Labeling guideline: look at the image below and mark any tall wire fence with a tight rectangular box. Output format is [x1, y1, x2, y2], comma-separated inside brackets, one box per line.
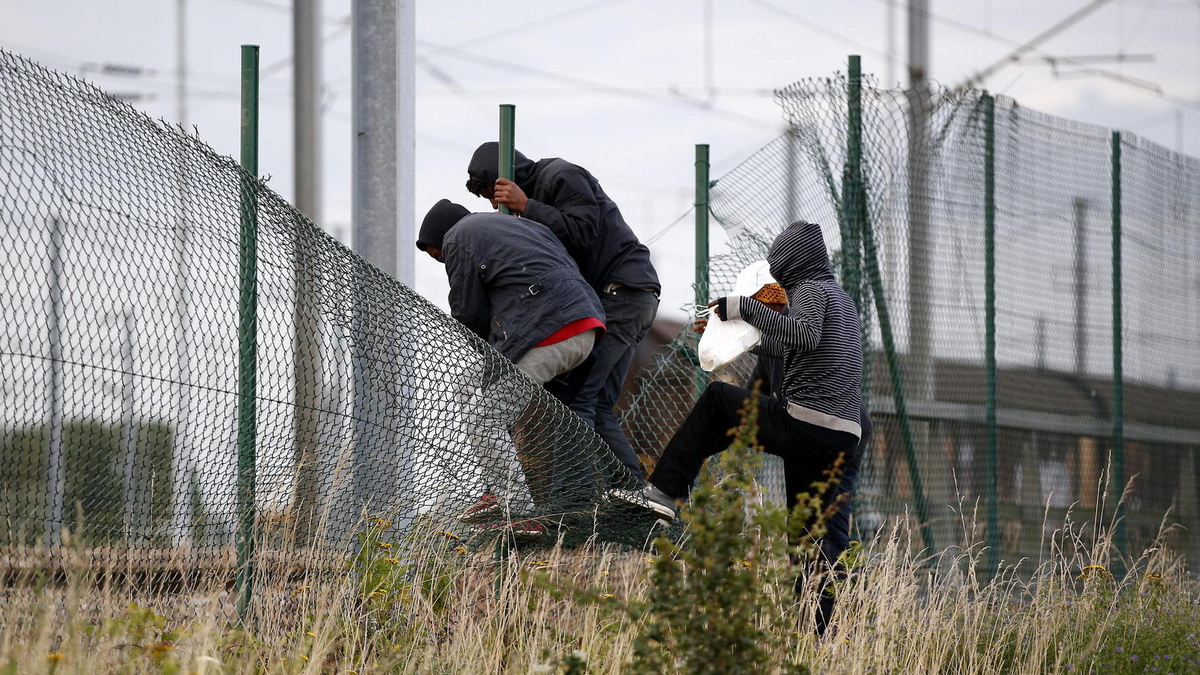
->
[3, 49, 1199, 626]
[623, 66, 1200, 570]
[0, 50, 653, 627]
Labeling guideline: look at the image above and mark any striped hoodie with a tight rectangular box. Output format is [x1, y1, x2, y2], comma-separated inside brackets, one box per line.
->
[724, 221, 864, 438]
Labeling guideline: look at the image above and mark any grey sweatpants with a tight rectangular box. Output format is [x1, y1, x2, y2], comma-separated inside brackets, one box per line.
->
[468, 330, 597, 503]
[514, 330, 596, 384]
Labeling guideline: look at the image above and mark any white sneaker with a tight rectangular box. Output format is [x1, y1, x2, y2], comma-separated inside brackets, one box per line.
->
[607, 485, 677, 523]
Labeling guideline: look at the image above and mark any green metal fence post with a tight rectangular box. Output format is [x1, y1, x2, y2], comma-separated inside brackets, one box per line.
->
[859, 185, 935, 555]
[498, 104, 516, 215]
[843, 55, 865, 542]
[493, 103, 513, 583]
[843, 55, 863, 312]
[1111, 130, 1126, 558]
[983, 93, 999, 574]
[235, 44, 260, 625]
[695, 144, 710, 309]
[693, 144, 711, 398]
[847, 56, 935, 553]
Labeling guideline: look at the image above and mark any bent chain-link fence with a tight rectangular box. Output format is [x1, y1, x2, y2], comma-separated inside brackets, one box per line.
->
[0, 50, 652, 627]
[4, 49, 1200, 627]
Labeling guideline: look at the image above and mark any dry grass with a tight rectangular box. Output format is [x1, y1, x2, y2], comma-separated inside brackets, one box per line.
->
[1, 508, 1197, 674]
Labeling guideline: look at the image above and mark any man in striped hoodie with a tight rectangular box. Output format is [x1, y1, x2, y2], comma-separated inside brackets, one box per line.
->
[612, 221, 863, 528]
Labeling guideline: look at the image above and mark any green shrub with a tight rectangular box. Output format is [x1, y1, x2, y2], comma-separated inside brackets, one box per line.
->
[625, 388, 844, 675]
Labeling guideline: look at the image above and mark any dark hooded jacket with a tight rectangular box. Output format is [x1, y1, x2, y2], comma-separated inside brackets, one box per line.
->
[427, 208, 605, 363]
[466, 143, 660, 294]
[724, 221, 864, 437]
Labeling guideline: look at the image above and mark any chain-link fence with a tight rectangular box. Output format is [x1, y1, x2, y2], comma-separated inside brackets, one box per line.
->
[4, 47, 1199, 626]
[623, 65, 1200, 569]
[0, 50, 657, 626]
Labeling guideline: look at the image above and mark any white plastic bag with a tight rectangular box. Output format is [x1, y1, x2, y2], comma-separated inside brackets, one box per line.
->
[697, 261, 777, 372]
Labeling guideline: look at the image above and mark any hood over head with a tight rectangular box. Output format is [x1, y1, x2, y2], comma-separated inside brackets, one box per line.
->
[465, 142, 536, 194]
[766, 221, 834, 287]
[416, 199, 471, 251]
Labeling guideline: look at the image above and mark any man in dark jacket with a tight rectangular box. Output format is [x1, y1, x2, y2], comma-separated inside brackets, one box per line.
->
[417, 199, 607, 531]
[612, 221, 862, 534]
[466, 144, 659, 487]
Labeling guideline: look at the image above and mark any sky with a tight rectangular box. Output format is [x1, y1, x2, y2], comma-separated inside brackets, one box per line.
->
[4, 0, 1200, 321]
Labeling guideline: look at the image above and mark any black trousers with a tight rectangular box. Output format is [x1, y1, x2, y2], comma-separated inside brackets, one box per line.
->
[649, 381, 858, 504]
[649, 381, 864, 636]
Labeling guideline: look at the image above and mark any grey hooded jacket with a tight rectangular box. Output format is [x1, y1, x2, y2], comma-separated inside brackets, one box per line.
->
[442, 212, 605, 363]
[724, 221, 864, 437]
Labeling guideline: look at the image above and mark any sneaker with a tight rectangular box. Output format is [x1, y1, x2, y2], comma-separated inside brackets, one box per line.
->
[458, 493, 501, 523]
[606, 485, 677, 523]
[507, 519, 548, 541]
[470, 518, 548, 542]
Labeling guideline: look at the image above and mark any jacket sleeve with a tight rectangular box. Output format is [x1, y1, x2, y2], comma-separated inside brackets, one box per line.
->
[445, 243, 491, 341]
[519, 167, 602, 254]
[750, 336, 786, 359]
[727, 283, 826, 352]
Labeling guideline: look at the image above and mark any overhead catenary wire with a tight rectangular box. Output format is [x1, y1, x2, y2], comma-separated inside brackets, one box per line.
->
[862, 0, 1200, 114]
[741, 0, 900, 65]
[410, 41, 778, 131]
[645, 206, 696, 246]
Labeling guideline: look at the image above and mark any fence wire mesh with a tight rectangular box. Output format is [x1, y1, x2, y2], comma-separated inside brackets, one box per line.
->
[4, 49, 1200, 627]
[622, 72, 1200, 566]
[0, 50, 653, 626]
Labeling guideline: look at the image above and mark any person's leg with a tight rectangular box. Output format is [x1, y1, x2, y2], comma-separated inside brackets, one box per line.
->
[570, 289, 658, 485]
[648, 382, 772, 498]
[513, 331, 598, 510]
[651, 381, 852, 501]
[514, 330, 595, 385]
[793, 407, 870, 635]
[459, 372, 535, 521]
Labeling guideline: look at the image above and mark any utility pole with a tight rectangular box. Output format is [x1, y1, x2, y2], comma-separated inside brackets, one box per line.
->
[399, 0, 415, 287]
[170, 0, 194, 546]
[1073, 198, 1088, 375]
[46, 217, 65, 548]
[349, 0, 415, 537]
[294, 0, 322, 225]
[118, 311, 138, 539]
[703, 0, 715, 101]
[352, 0, 398, 276]
[176, 0, 187, 128]
[906, 0, 942, 552]
[886, 0, 896, 88]
[785, 124, 799, 223]
[352, 0, 414, 283]
[291, 0, 323, 548]
[906, 0, 933, 402]
[1176, 109, 1183, 155]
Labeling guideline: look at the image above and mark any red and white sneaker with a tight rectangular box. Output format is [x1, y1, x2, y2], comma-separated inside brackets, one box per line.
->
[470, 518, 548, 541]
[458, 493, 502, 523]
[506, 519, 548, 541]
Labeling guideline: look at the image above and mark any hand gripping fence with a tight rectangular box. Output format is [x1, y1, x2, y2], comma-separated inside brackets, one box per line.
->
[0, 50, 651, 626]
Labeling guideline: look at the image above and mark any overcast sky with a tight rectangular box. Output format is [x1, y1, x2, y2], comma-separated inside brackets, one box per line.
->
[4, 0, 1200, 320]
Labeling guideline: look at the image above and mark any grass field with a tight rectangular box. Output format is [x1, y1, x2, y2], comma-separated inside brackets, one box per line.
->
[3, 498, 1198, 674]
[1, 520, 1196, 674]
[3, 407, 1197, 674]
